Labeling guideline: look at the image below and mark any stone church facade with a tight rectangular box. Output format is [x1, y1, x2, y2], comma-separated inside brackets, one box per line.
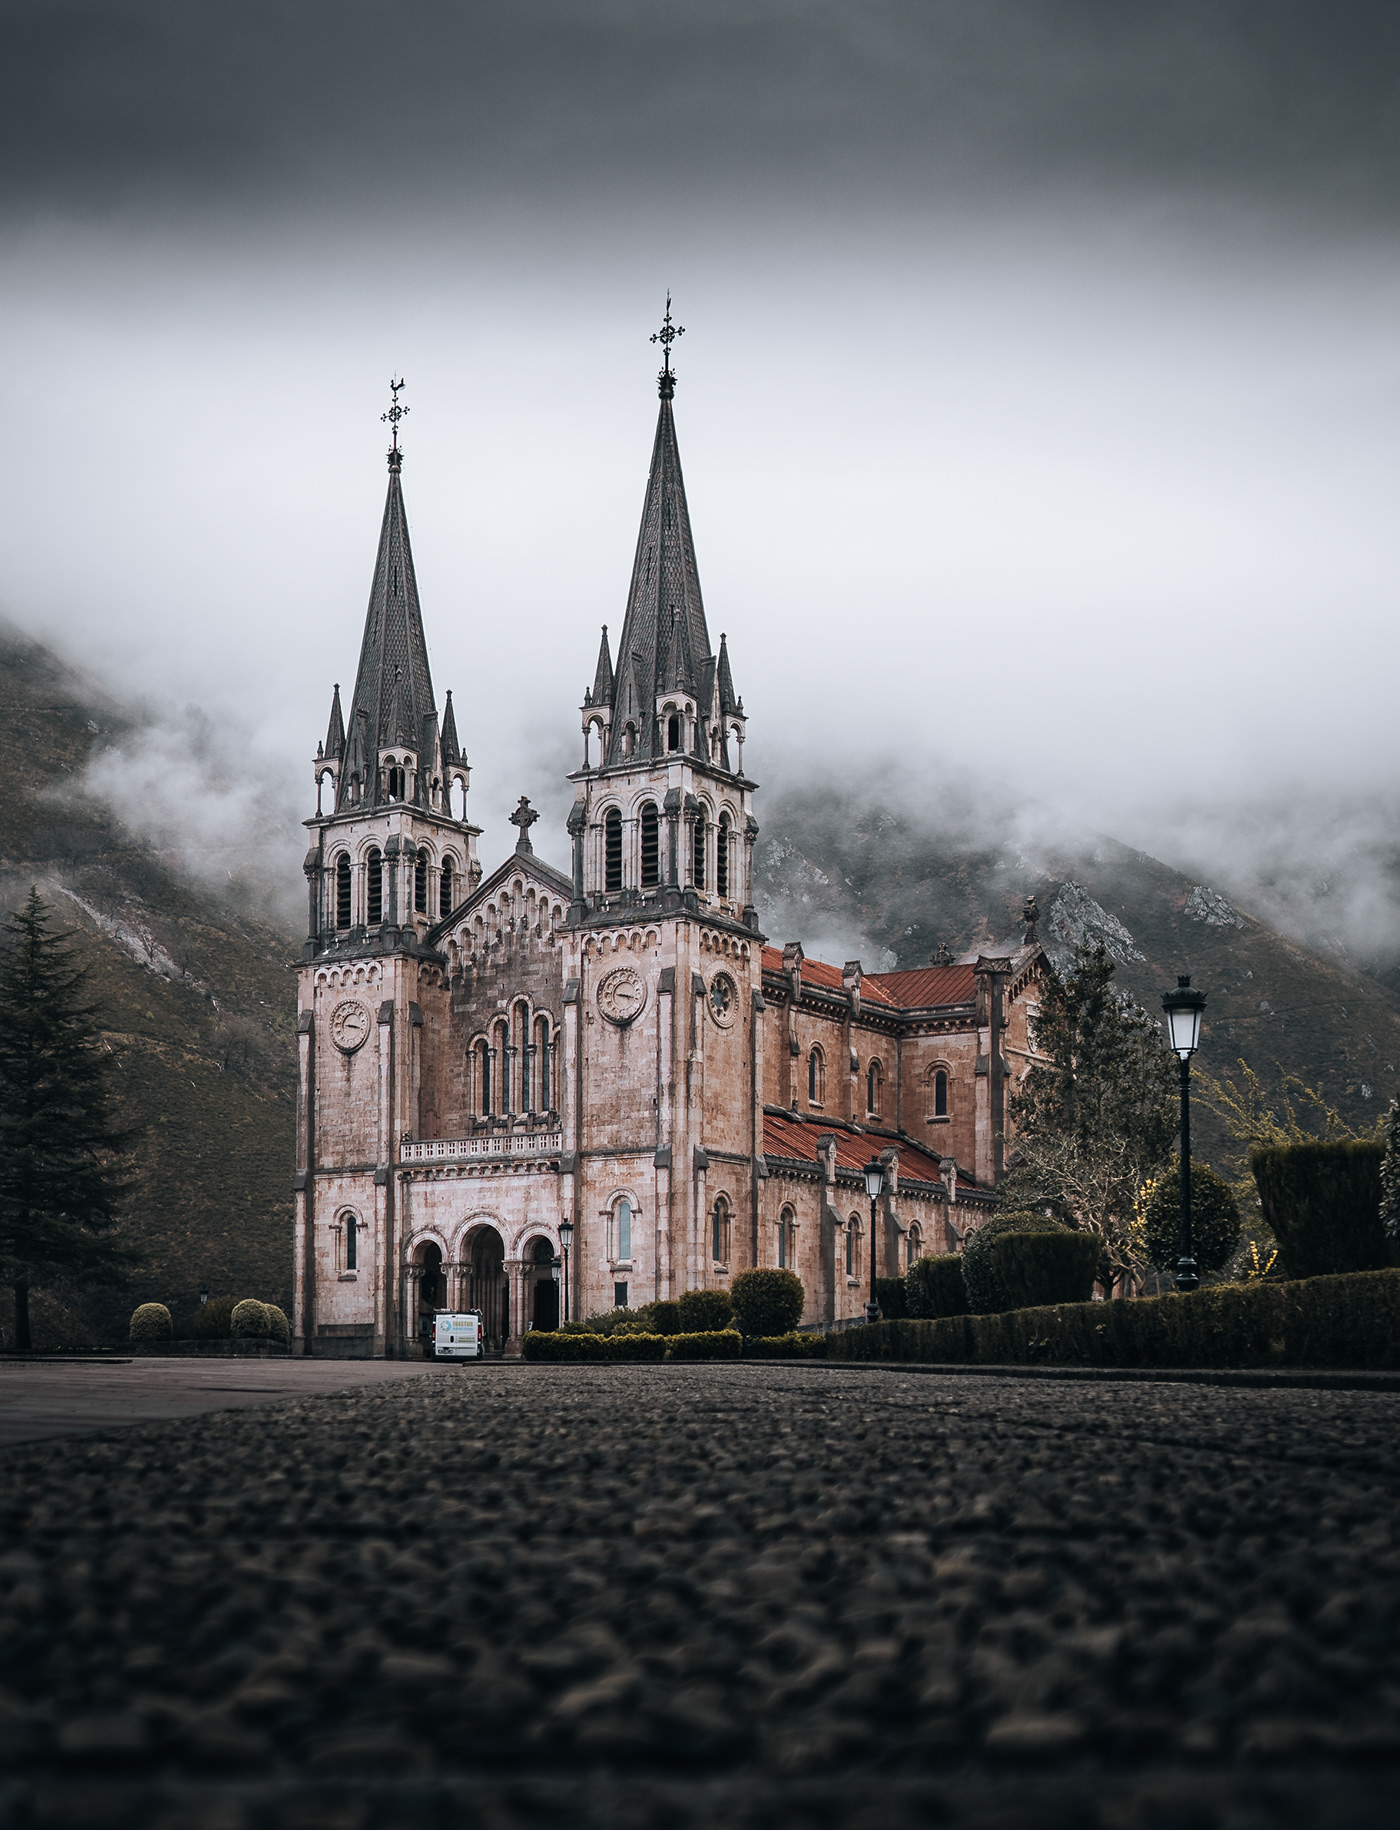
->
[292, 342, 1046, 1357]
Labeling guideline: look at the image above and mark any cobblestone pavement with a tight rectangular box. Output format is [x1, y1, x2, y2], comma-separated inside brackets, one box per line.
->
[1, 1364, 1398, 1829]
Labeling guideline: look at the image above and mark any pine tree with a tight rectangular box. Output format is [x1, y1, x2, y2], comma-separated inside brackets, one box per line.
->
[1005, 940, 1178, 1288]
[0, 889, 138, 1349]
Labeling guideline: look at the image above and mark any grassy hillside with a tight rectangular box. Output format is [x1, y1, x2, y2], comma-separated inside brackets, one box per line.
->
[0, 626, 296, 1348]
[756, 786, 1400, 1172]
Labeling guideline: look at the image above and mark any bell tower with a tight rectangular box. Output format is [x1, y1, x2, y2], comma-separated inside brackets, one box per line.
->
[292, 383, 481, 1356]
[561, 305, 766, 1311]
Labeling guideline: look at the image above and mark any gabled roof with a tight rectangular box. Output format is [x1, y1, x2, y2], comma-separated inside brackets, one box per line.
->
[338, 449, 436, 806]
[426, 846, 573, 945]
[762, 1109, 974, 1188]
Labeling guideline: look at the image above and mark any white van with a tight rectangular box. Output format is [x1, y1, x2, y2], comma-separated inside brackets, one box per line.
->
[432, 1310, 484, 1360]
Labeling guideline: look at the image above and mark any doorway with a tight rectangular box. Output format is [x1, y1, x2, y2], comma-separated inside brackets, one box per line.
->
[528, 1235, 559, 1331]
[466, 1227, 508, 1351]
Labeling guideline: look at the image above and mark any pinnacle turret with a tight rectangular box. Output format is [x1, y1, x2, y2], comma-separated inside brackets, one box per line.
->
[440, 689, 461, 766]
[324, 683, 345, 761]
[586, 626, 614, 708]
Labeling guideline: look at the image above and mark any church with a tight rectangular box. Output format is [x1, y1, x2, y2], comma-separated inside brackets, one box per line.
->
[291, 317, 1047, 1357]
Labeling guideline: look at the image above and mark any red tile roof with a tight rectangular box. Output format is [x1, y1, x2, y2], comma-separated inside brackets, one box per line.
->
[761, 947, 976, 1012]
[863, 965, 977, 1008]
[762, 1110, 969, 1187]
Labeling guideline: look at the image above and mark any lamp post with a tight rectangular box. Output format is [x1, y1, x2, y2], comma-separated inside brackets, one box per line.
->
[558, 1217, 574, 1324]
[1161, 975, 1207, 1294]
[863, 1157, 885, 1324]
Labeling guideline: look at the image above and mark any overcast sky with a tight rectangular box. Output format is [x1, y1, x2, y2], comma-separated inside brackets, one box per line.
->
[3, 1, 1399, 935]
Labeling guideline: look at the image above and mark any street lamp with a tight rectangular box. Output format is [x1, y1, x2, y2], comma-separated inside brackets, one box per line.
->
[558, 1217, 574, 1324]
[1161, 975, 1207, 1294]
[863, 1157, 885, 1324]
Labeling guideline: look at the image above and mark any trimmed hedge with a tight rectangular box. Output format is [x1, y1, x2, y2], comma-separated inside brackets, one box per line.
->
[826, 1268, 1400, 1371]
[874, 1277, 908, 1319]
[676, 1289, 734, 1333]
[730, 1268, 805, 1337]
[230, 1298, 270, 1339]
[1141, 1158, 1241, 1273]
[667, 1329, 742, 1361]
[993, 1231, 1101, 1310]
[129, 1303, 172, 1343]
[521, 1327, 742, 1363]
[962, 1211, 1070, 1313]
[264, 1304, 291, 1345]
[906, 1253, 968, 1318]
[1252, 1140, 1393, 1279]
[747, 1331, 827, 1359]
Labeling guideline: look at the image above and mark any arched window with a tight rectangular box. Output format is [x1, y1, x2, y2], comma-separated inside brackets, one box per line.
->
[906, 1225, 921, 1271]
[716, 814, 730, 898]
[692, 811, 706, 889]
[415, 849, 429, 914]
[366, 848, 383, 926]
[846, 1218, 858, 1278]
[478, 1039, 491, 1115]
[778, 1205, 794, 1270]
[604, 808, 623, 892]
[867, 1059, 884, 1118]
[932, 1068, 949, 1119]
[667, 712, 681, 751]
[615, 1197, 633, 1262]
[439, 858, 453, 919]
[640, 802, 660, 887]
[386, 761, 405, 800]
[345, 1213, 358, 1272]
[536, 1015, 552, 1111]
[808, 1046, 825, 1107]
[711, 1196, 730, 1264]
[335, 854, 351, 929]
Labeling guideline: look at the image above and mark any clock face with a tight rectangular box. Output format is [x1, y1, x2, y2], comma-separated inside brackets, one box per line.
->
[329, 999, 371, 1054]
[709, 973, 736, 1027]
[597, 966, 647, 1027]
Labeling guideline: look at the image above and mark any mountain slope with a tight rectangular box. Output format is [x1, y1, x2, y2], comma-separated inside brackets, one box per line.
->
[755, 783, 1400, 1164]
[0, 625, 296, 1347]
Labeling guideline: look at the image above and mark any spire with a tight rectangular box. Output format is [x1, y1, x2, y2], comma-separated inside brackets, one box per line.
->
[324, 683, 345, 761]
[603, 303, 712, 766]
[587, 625, 614, 708]
[440, 689, 461, 767]
[338, 383, 437, 811]
[716, 631, 738, 716]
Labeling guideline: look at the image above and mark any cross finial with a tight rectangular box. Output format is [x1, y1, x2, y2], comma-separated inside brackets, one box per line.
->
[509, 794, 540, 855]
[382, 376, 409, 464]
[650, 292, 685, 399]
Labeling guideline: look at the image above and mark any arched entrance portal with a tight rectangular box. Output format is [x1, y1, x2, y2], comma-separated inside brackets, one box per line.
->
[414, 1241, 444, 1349]
[527, 1235, 559, 1332]
[466, 1227, 508, 1352]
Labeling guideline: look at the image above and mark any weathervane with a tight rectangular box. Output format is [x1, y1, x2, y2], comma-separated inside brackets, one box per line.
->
[382, 377, 409, 454]
[650, 293, 685, 398]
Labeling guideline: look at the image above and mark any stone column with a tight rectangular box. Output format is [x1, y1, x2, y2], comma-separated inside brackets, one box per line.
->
[504, 1258, 526, 1357]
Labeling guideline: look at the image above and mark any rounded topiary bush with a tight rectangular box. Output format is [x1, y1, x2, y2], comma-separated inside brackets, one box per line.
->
[905, 1253, 968, 1318]
[730, 1268, 805, 1337]
[196, 1295, 236, 1339]
[962, 1211, 1070, 1313]
[129, 1302, 173, 1343]
[264, 1304, 291, 1345]
[676, 1288, 734, 1333]
[1142, 1159, 1242, 1274]
[230, 1298, 271, 1339]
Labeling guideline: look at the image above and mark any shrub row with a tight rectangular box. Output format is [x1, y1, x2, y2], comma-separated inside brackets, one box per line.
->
[523, 1328, 743, 1363]
[827, 1268, 1400, 1371]
[993, 1230, 1100, 1309]
[746, 1331, 828, 1359]
[130, 1298, 290, 1344]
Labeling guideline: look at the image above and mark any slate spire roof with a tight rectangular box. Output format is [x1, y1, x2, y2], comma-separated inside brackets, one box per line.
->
[602, 368, 717, 766]
[337, 446, 438, 810]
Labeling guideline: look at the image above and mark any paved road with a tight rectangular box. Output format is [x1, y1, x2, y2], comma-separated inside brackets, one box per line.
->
[0, 1363, 1397, 1828]
[0, 1356, 436, 1446]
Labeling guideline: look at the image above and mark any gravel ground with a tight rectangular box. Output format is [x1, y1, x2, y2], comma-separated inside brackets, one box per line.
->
[1, 1363, 1398, 1829]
